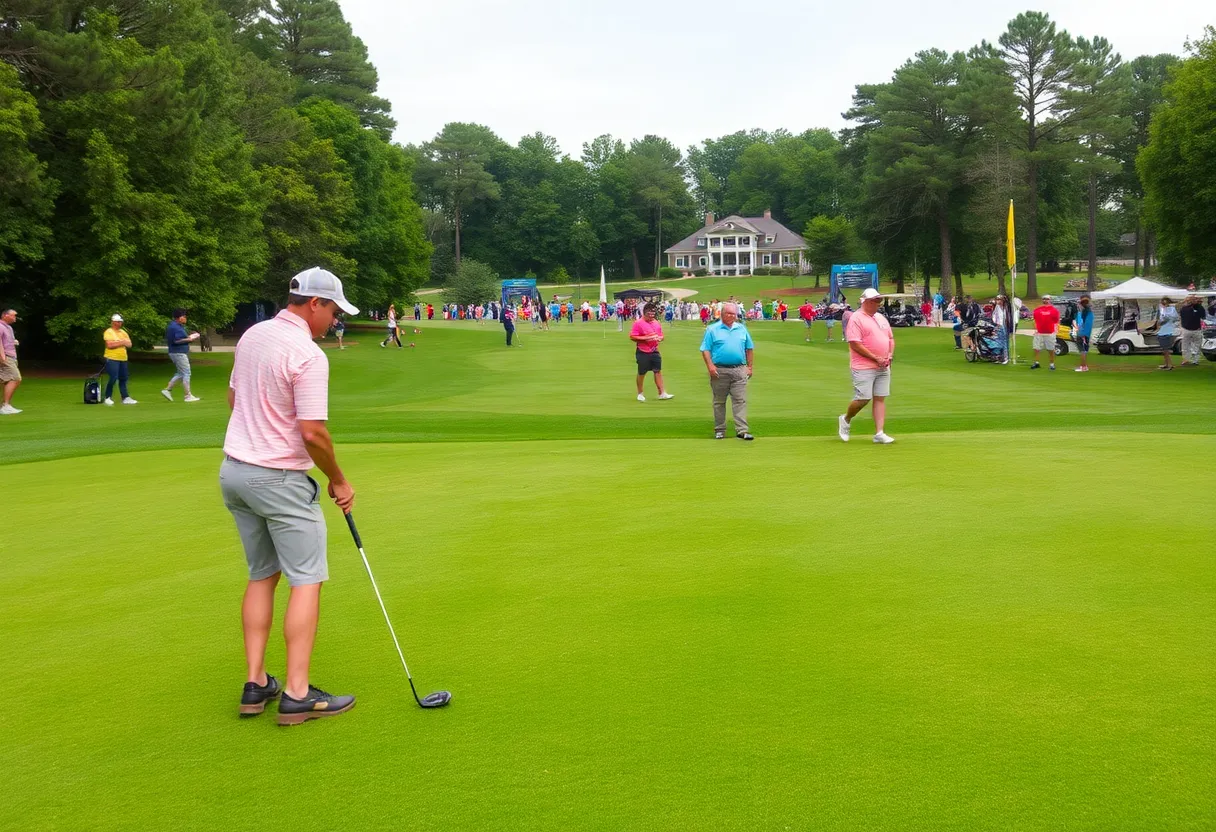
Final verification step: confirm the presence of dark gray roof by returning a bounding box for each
[664,214,807,254]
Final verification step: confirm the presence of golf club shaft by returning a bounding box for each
[345,513,424,706]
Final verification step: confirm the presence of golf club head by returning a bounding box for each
[420,690,452,708]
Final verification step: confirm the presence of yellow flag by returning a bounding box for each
[1006,200,1016,271]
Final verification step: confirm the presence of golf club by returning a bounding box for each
[344,512,451,709]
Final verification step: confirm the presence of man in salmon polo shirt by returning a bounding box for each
[838,287,896,445]
[221,267,359,726]
[630,303,674,402]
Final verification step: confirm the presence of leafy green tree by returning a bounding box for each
[580,134,643,278]
[258,120,357,298]
[1067,37,1129,290]
[414,123,504,265]
[0,62,55,280]
[622,135,697,277]
[568,218,600,280]
[1138,28,1216,277]
[686,129,769,215]
[998,11,1085,296]
[803,215,860,287]
[1115,53,1178,275]
[265,0,395,137]
[444,258,498,306]
[850,48,1015,295]
[297,97,431,309]
[3,4,267,354]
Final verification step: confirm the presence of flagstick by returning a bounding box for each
[1010,265,1018,366]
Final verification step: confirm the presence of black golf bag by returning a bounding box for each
[83,364,104,404]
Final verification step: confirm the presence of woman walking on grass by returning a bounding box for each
[381,303,402,348]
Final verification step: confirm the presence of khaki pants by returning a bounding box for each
[710,365,749,434]
[1181,329,1203,363]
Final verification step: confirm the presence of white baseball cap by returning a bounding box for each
[859,288,882,301]
[289,267,359,316]
[111,314,123,322]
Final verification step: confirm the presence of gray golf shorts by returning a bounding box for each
[851,367,891,400]
[220,456,328,586]
[169,352,191,380]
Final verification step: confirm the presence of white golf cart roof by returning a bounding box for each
[1090,277,1216,300]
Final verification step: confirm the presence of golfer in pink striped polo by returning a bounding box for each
[220,267,362,725]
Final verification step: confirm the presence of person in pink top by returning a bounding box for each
[630,303,674,402]
[838,288,896,444]
[220,267,361,725]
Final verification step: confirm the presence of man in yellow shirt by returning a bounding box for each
[103,314,137,405]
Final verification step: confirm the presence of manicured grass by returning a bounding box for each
[3,302,1214,830]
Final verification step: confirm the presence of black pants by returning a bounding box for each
[382,329,402,347]
[505,325,514,345]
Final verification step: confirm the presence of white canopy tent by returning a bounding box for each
[1090,277,1215,300]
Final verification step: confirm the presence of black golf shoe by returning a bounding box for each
[277,686,356,726]
[239,674,281,716]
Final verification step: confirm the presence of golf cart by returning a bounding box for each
[1089,277,1213,357]
[1052,298,1080,356]
[881,294,923,327]
[1204,323,1216,362]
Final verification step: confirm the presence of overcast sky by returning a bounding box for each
[341,0,1211,158]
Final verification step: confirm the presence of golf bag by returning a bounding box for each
[962,321,1003,363]
[83,364,104,404]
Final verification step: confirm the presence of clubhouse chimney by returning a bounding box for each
[763,208,772,219]
[705,212,715,227]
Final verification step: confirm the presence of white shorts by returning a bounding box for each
[851,368,891,400]
[1033,333,1057,352]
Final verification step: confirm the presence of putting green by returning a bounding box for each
[3,317,1214,829]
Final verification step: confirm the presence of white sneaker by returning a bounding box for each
[637,393,646,402]
[1074,367,1085,372]
[104,397,114,406]
[873,432,895,444]
[184,395,201,402]
[838,414,851,442]
[160,389,173,402]
[0,404,20,415]
[658,393,674,400]
[122,397,138,405]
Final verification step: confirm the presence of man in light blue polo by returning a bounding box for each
[700,302,755,440]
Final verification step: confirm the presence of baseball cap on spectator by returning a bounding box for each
[289,267,359,316]
[860,288,882,301]
[111,314,123,322]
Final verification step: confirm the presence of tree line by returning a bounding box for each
[3,5,1213,357]
[410,13,1214,300]
[0,0,430,356]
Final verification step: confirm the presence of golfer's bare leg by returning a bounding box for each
[654,370,666,395]
[3,379,18,405]
[636,374,645,395]
[846,397,869,422]
[243,573,280,685]
[872,396,886,434]
[284,583,322,699]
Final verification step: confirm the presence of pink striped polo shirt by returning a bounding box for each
[224,310,329,470]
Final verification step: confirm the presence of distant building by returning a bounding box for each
[664,210,809,276]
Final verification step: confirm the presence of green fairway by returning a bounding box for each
[4,309,1214,829]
